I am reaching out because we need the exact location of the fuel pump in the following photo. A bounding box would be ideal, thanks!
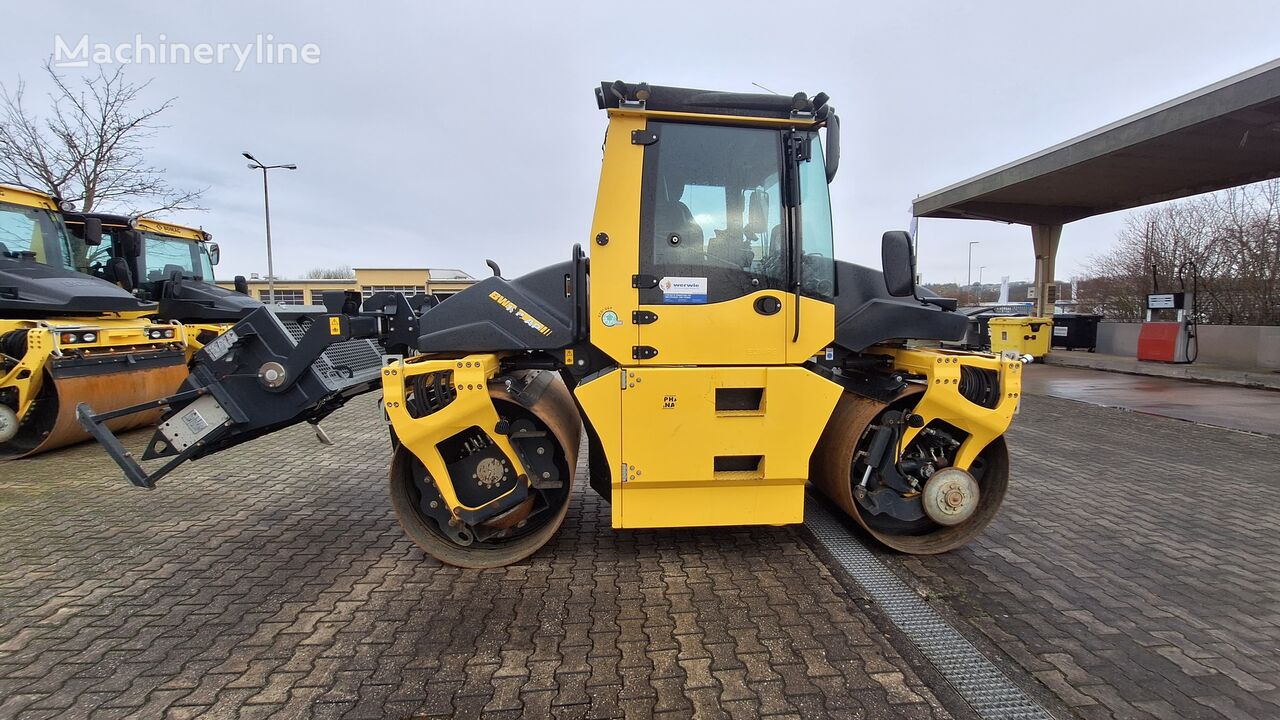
[1137,260,1198,363]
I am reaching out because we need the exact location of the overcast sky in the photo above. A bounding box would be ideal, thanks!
[5,2,1279,285]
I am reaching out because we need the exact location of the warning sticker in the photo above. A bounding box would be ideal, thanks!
[1053,326,1068,337]
[658,276,708,304]
[203,328,238,361]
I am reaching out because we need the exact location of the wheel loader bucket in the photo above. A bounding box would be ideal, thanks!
[2,351,187,460]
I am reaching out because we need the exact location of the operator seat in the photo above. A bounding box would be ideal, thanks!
[653,201,705,264]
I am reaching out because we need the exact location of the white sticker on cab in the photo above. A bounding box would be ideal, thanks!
[658,276,708,304]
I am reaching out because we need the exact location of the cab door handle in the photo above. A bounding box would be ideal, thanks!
[754,295,782,315]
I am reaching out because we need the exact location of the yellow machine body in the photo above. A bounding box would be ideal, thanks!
[0,186,190,458]
[380,99,1021,541]
[0,316,189,458]
[575,366,842,528]
[383,355,526,515]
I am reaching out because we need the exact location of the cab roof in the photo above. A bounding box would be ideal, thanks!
[0,184,58,211]
[68,211,209,242]
[135,217,208,242]
[597,81,830,123]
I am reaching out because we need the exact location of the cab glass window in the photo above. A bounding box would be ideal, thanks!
[198,246,216,282]
[143,233,198,279]
[639,122,784,304]
[797,133,835,299]
[0,203,72,268]
[68,226,116,277]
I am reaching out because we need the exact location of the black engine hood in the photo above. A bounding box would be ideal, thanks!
[832,260,967,352]
[157,280,262,322]
[0,255,157,317]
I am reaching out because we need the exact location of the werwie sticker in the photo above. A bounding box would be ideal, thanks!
[658,276,708,304]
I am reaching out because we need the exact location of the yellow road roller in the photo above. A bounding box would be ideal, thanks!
[0,185,188,458]
[62,213,263,354]
[82,82,1022,566]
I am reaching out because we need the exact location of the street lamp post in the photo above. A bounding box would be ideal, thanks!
[243,152,297,304]
[967,241,980,286]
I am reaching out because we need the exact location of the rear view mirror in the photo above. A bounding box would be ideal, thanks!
[881,230,916,298]
[824,113,840,182]
[207,242,220,265]
[81,217,103,246]
[233,275,250,295]
[747,190,768,235]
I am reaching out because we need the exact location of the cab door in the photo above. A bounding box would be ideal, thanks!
[633,121,789,366]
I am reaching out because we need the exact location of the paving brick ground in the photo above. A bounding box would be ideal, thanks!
[1,400,956,720]
[882,393,1280,720]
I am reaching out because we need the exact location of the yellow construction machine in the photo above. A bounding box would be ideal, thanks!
[62,213,260,354]
[82,82,1022,566]
[0,185,188,458]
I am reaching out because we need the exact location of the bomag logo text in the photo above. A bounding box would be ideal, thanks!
[489,291,553,337]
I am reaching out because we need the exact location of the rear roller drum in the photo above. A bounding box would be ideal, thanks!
[812,391,1009,554]
[389,371,581,568]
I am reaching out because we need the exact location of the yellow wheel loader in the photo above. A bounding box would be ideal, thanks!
[81,82,1022,566]
[0,185,189,458]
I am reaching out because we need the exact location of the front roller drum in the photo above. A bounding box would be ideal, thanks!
[811,391,1009,554]
[2,363,188,460]
[389,371,581,568]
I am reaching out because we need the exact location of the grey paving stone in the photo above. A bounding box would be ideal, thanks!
[0,400,950,719]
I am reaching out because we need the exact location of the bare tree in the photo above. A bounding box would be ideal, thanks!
[1081,179,1280,325]
[0,61,204,214]
[304,264,356,279]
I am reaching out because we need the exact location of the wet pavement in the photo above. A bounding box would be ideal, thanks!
[1020,364,1280,436]
[0,401,956,720]
[885,392,1280,720]
[2,372,1278,719]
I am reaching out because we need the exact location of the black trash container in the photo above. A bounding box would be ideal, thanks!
[1050,313,1103,351]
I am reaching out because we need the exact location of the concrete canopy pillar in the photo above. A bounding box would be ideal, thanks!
[1031,224,1062,317]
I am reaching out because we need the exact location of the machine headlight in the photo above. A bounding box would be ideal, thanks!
[59,331,99,344]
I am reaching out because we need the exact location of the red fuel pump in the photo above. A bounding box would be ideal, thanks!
[1137,261,1199,364]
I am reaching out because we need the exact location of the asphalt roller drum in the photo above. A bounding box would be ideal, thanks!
[1,361,188,460]
[389,370,581,568]
[810,389,1009,554]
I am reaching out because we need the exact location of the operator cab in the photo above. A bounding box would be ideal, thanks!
[64,213,258,322]
[0,186,155,316]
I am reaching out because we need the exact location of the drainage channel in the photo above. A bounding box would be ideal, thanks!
[804,500,1055,720]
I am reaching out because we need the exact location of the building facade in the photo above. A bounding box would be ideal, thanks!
[216,268,476,305]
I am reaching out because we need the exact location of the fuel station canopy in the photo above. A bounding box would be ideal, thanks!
[913,58,1280,315]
